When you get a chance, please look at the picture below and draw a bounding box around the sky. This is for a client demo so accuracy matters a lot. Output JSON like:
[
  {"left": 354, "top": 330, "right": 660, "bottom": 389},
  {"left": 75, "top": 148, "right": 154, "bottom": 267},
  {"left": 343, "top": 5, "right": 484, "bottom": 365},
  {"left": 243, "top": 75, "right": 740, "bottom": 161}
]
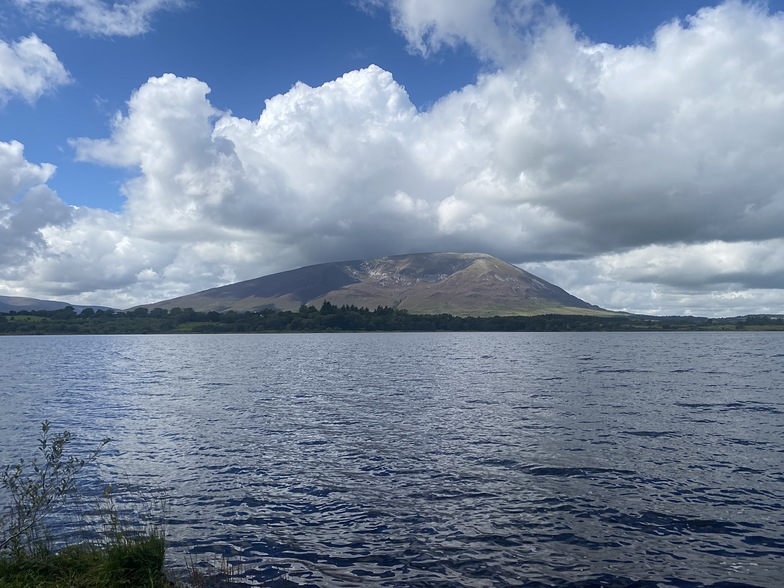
[{"left": 1, "top": 0, "right": 784, "bottom": 316}]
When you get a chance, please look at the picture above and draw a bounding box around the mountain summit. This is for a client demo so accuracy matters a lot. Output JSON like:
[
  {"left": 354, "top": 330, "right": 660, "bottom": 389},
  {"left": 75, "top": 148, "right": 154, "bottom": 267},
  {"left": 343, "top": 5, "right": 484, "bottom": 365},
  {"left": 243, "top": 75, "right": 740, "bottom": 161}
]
[{"left": 140, "top": 253, "right": 611, "bottom": 317}]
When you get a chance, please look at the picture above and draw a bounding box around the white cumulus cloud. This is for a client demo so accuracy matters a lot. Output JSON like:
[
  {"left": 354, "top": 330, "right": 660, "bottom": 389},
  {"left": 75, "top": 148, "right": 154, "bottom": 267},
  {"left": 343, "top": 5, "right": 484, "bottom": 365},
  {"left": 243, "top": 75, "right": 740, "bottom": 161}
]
[
  {"left": 0, "top": 35, "right": 70, "bottom": 104},
  {"left": 0, "top": 141, "right": 73, "bottom": 273},
  {"left": 383, "top": 0, "right": 553, "bottom": 64},
  {"left": 12, "top": 0, "right": 184, "bottom": 36}
]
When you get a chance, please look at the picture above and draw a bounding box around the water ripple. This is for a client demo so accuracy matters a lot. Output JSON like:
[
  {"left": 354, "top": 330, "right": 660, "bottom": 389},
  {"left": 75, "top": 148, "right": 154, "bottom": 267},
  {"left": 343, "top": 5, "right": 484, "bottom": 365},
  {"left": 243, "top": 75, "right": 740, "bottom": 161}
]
[{"left": 0, "top": 332, "right": 782, "bottom": 587}]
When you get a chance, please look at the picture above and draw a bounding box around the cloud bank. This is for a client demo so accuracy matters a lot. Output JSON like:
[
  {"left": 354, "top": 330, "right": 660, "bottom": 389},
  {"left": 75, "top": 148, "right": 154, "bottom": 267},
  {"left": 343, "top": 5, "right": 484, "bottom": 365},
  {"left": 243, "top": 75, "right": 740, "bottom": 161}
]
[{"left": 2, "top": 0, "right": 784, "bottom": 315}]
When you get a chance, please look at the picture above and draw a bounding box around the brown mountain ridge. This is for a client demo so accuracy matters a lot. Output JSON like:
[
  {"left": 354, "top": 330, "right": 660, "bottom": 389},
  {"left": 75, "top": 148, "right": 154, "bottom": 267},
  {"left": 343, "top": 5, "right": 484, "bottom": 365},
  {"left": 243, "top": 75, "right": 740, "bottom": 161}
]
[{"left": 139, "top": 252, "right": 615, "bottom": 317}]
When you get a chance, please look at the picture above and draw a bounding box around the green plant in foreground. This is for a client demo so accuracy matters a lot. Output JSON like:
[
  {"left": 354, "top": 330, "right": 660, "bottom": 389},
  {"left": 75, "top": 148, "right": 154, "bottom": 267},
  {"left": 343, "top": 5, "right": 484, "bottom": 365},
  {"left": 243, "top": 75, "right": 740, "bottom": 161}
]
[
  {"left": 184, "top": 554, "right": 246, "bottom": 588},
  {"left": 1, "top": 421, "right": 109, "bottom": 556},
  {"left": 1, "top": 422, "right": 171, "bottom": 587}
]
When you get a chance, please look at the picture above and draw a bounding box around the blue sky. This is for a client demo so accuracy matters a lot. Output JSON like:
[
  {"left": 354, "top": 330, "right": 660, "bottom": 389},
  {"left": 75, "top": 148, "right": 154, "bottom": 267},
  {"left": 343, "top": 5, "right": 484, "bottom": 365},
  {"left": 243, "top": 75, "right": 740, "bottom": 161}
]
[{"left": 2, "top": 0, "right": 784, "bottom": 315}]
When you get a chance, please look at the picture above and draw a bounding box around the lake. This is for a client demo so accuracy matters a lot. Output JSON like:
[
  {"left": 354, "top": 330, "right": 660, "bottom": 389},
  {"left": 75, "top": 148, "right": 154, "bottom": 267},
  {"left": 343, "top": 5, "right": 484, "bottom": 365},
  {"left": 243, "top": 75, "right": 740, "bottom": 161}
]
[{"left": 0, "top": 332, "right": 782, "bottom": 587}]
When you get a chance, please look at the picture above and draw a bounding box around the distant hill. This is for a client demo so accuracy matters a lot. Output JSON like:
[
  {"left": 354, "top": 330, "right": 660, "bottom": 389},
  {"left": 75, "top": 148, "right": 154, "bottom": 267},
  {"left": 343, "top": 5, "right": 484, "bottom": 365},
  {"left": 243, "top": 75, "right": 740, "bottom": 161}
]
[
  {"left": 0, "top": 295, "right": 112, "bottom": 314},
  {"left": 138, "top": 252, "right": 616, "bottom": 317}
]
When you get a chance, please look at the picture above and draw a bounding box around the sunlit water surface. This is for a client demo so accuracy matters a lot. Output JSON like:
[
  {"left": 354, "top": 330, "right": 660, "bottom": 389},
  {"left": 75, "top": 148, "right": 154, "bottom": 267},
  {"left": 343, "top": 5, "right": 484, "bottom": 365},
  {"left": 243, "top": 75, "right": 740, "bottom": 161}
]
[{"left": 1, "top": 332, "right": 782, "bottom": 587}]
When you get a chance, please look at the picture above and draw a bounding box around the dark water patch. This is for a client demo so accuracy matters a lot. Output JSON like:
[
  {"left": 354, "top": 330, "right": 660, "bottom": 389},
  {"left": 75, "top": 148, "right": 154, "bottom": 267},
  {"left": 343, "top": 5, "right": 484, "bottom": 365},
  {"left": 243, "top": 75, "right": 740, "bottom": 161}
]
[
  {"left": 674, "top": 401, "right": 783, "bottom": 415},
  {"left": 673, "top": 402, "right": 716, "bottom": 409},
  {"left": 719, "top": 402, "right": 782, "bottom": 415},
  {"left": 726, "top": 438, "right": 770, "bottom": 447},
  {"left": 740, "top": 534, "right": 784, "bottom": 552},
  {"left": 555, "top": 577, "right": 661, "bottom": 588},
  {"left": 732, "top": 466, "right": 764, "bottom": 474},
  {"left": 603, "top": 510, "right": 745, "bottom": 537},
  {"left": 522, "top": 465, "right": 637, "bottom": 478}
]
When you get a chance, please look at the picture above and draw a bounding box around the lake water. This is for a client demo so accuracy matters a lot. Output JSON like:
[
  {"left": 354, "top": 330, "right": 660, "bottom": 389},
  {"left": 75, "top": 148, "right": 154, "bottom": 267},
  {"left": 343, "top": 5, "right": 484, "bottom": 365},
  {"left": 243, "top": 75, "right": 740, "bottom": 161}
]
[{"left": 0, "top": 332, "right": 782, "bottom": 587}]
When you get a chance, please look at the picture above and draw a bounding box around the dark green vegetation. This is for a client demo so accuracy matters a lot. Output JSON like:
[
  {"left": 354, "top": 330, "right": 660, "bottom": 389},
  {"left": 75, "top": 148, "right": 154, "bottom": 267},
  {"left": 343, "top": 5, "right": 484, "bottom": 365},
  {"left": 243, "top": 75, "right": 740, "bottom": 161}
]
[
  {"left": 1, "top": 303, "right": 782, "bottom": 334},
  {"left": 1, "top": 423, "right": 169, "bottom": 587},
  {"left": 136, "top": 252, "right": 614, "bottom": 316}
]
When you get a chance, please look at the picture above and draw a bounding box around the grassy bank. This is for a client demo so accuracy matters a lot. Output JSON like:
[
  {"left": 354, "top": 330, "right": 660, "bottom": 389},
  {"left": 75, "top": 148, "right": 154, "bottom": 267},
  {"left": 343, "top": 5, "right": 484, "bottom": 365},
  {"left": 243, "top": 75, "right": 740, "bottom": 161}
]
[{"left": 0, "top": 534, "right": 168, "bottom": 587}]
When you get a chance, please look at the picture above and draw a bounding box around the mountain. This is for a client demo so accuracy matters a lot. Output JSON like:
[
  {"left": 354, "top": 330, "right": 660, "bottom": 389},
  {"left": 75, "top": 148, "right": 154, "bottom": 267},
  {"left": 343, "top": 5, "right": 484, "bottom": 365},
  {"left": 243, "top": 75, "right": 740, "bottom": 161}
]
[
  {"left": 0, "top": 295, "right": 112, "bottom": 314},
  {"left": 138, "top": 252, "right": 615, "bottom": 317}
]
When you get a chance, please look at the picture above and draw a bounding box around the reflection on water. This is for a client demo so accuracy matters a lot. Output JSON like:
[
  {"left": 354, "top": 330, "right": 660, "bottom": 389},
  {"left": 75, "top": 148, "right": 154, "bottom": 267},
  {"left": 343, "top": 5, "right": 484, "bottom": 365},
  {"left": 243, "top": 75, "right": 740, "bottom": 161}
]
[{"left": 1, "top": 332, "right": 783, "bottom": 587}]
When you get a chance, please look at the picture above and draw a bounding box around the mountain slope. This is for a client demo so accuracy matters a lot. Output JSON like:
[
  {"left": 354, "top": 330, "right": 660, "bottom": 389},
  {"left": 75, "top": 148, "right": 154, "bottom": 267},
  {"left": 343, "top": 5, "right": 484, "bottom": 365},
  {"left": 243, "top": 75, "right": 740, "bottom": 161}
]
[
  {"left": 0, "top": 295, "right": 111, "bottom": 313},
  {"left": 139, "top": 252, "right": 614, "bottom": 317}
]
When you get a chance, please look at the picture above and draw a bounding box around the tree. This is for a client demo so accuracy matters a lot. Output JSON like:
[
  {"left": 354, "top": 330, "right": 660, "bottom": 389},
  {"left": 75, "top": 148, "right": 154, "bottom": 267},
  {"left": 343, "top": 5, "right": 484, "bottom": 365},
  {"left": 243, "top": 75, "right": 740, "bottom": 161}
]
[{"left": 53, "top": 306, "right": 76, "bottom": 320}]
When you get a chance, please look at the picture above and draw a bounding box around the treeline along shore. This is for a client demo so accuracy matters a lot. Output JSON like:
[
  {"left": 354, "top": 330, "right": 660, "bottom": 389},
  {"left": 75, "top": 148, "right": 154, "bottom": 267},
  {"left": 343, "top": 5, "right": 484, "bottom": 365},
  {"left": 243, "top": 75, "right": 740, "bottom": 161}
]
[{"left": 1, "top": 302, "right": 782, "bottom": 334}]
